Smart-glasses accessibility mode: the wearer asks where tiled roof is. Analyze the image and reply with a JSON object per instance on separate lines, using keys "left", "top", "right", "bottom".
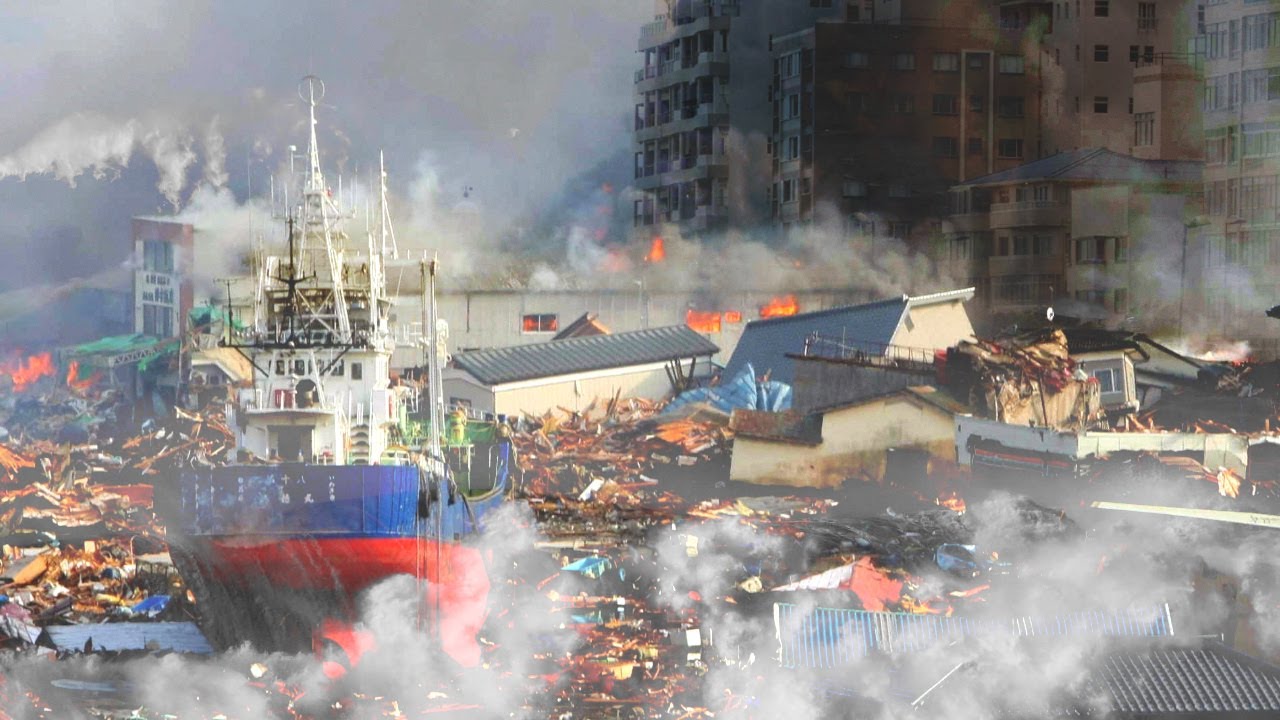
{"left": 730, "top": 409, "right": 823, "bottom": 446}
{"left": 723, "top": 289, "right": 973, "bottom": 386}
{"left": 958, "top": 148, "right": 1201, "bottom": 188}
{"left": 451, "top": 325, "right": 718, "bottom": 386}
{"left": 1086, "top": 644, "right": 1280, "bottom": 715}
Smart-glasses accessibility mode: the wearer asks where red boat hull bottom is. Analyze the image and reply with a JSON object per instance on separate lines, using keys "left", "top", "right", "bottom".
{"left": 191, "top": 536, "right": 490, "bottom": 667}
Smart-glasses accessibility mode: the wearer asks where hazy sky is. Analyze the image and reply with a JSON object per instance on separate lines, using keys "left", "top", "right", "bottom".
{"left": 0, "top": 1, "right": 651, "bottom": 289}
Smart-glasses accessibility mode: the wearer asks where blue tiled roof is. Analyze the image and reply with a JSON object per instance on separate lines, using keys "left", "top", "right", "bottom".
{"left": 723, "top": 298, "right": 908, "bottom": 386}
{"left": 724, "top": 288, "right": 974, "bottom": 386}
{"left": 774, "top": 603, "right": 1175, "bottom": 669}
{"left": 1088, "top": 644, "right": 1280, "bottom": 715}
{"left": 452, "top": 325, "right": 719, "bottom": 386}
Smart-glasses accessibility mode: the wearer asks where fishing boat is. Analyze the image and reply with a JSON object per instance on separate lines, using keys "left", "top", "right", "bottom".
{"left": 163, "top": 78, "right": 512, "bottom": 667}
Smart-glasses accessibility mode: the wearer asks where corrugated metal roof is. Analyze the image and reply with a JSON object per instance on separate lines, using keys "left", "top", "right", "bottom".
{"left": 1090, "top": 644, "right": 1280, "bottom": 715}
{"left": 452, "top": 325, "right": 718, "bottom": 386}
{"left": 40, "top": 621, "right": 214, "bottom": 654}
{"left": 774, "top": 603, "right": 1174, "bottom": 669}
{"left": 723, "top": 290, "right": 973, "bottom": 386}
{"left": 958, "top": 147, "right": 1202, "bottom": 188}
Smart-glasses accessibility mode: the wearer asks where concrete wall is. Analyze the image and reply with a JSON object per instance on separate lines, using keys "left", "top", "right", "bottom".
{"left": 730, "top": 394, "right": 955, "bottom": 487}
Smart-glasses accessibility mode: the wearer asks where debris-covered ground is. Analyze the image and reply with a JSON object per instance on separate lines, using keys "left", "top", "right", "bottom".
{"left": 1, "top": 371, "right": 1279, "bottom": 719}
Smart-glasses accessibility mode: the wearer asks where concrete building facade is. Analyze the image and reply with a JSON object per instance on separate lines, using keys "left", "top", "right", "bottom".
{"left": 768, "top": 3, "right": 1043, "bottom": 241}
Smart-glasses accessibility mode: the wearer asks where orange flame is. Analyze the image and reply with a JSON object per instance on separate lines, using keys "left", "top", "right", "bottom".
{"left": 936, "top": 491, "right": 967, "bottom": 515}
{"left": 645, "top": 236, "right": 666, "bottom": 263}
{"left": 900, "top": 595, "right": 951, "bottom": 615}
{"left": 759, "top": 295, "right": 799, "bottom": 318}
{"left": 685, "top": 309, "right": 721, "bottom": 333}
{"left": 1, "top": 352, "right": 56, "bottom": 392}
{"left": 66, "top": 360, "right": 102, "bottom": 392}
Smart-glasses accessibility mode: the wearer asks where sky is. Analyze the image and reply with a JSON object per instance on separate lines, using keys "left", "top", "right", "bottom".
{"left": 0, "top": 1, "right": 652, "bottom": 291}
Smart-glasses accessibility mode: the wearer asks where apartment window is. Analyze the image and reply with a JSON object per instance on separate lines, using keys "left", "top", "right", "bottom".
{"left": 782, "top": 93, "right": 800, "bottom": 119}
{"left": 780, "top": 52, "right": 801, "bottom": 78}
{"left": 932, "top": 94, "right": 959, "bottom": 115}
{"left": 1115, "top": 236, "right": 1128, "bottom": 262}
{"left": 1094, "top": 0, "right": 1109, "bottom": 17}
{"left": 1013, "top": 235, "right": 1030, "bottom": 255}
{"left": 968, "top": 137, "right": 984, "bottom": 155}
{"left": 933, "top": 136, "right": 959, "bottom": 157}
{"left": 998, "top": 96, "right": 1025, "bottom": 118}
{"left": 933, "top": 53, "right": 960, "bottom": 72}
{"left": 997, "top": 138, "right": 1024, "bottom": 158}
{"left": 893, "top": 94, "right": 915, "bottom": 114}
{"left": 522, "top": 313, "right": 559, "bottom": 333}
{"left": 1243, "top": 12, "right": 1280, "bottom": 51}
{"left": 1035, "top": 234, "right": 1053, "bottom": 255}
{"left": 1129, "top": 45, "right": 1140, "bottom": 62}
{"left": 142, "top": 240, "right": 175, "bottom": 273}
{"left": 350, "top": 362, "right": 363, "bottom": 381}
{"left": 1134, "top": 112, "right": 1155, "bottom": 146}
{"left": 142, "top": 304, "right": 172, "bottom": 338}
{"left": 998, "top": 55, "right": 1025, "bottom": 74}
{"left": 843, "top": 51, "right": 870, "bottom": 68}
{"left": 786, "top": 135, "right": 800, "bottom": 159}
{"left": 1094, "top": 96, "right": 1109, "bottom": 113}
{"left": 1144, "top": 45, "right": 1154, "bottom": 62}
{"left": 1033, "top": 185, "right": 1050, "bottom": 202}
{"left": 1138, "top": 2, "right": 1156, "bottom": 30}
{"left": 1094, "top": 44, "right": 1110, "bottom": 62}
{"left": 1092, "top": 368, "right": 1118, "bottom": 393}
{"left": 970, "top": 95, "right": 985, "bottom": 113}
{"left": 842, "top": 180, "right": 867, "bottom": 197}
{"left": 891, "top": 52, "right": 916, "bottom": 70}
{"left": 1076, "top": 237, "right": 1106, "bottom": 263}
{"left": 781, "top": 178, "right": 796, "bottom": 202}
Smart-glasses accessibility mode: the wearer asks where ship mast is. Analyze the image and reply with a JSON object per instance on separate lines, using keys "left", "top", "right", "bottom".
{"left": 298, "top": 76, "right": 353, "bottom": 344}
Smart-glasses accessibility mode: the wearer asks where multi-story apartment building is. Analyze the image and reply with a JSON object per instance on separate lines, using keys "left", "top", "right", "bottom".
{"left": 631, "top": 0, "right": 843, "bottom": 239}
{"left": 767, "top": 0, "right": 1041, "bottom": 242}
{"left": 946, "top": 148, "right": 1200, "bottom": 323}
{"left": 1196, "top": 0, "right": 1280, "bottom": 353}
{"left": 1038, "top": 0, "right": 1198, "bottom": 154}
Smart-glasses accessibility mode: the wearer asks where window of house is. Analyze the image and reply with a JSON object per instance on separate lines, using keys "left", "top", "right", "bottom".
{"left": 1035, "top": 235, "right": 1053, "bottom": 255}
{"left": 1115, "top": 236, "right": 1128, "bottom": 262}
{"left": 142, "top": 304, "right": 172, "bottom": 338}
{"left": 932, "top": 94, "right": 959, "bottom": 115}
{"left": 998, "top": 96, "right": 1025, "bottom": 118}
{"left": 521, "top": 314, "right": 559, "bottom": 333}
{"left": 1076, "top": 237, "right": 1106, "bottom": 263}
{"left": 970, "top": 94, "right": 984, "bottom": 113}
{"left": 350, "top": 362, "right": 364, "bottom": 381}
{"left": 1094, "top": 44, "right": 1109, "bottom": 61}
{"left": 842, "top": 180, "right": 867, "bottom": 197}
{"left": 787, "top": 135, "right": 800, "bottom": 159}
{"left": 933, "top": 53, "right": 960, "bottom": 72}
{"left": 1094, "top": 96, "right": 1109, "bottom": 113}
{"left": 1138, "top": 2, "right": 1156, "bottom": 30}
{"left": 998, "top": 55, "right": 1025, "bottom": 74}
{"left": 782, "top": 178, "right": 796, "bottom": 202}
{"left": 933, "top": 136, "right": 958, "bottom": 157}
{"left": 1130, "top": 44, "right": 1140, "bottom": 62}
{"left": 893, "top": 94, "right": 915, "bottom": 114}
{"left": 1095, "top": 0, "right": 1109, "bottom": 17}
{"left": 997, "top": 138, "right": 1024, "bottom": 158}
{"left": 843, "top": 51, "right": 869, "bottom": 68}
{"left": 1033, "top": 185, "right": 1050, "bottom": 201}
{"left": 143, "top": 240, "right": 175, "bottom": 274}
{"left": 892, "top": 52, "right": 916, "bottom": 70}
{"left": 1092, "top": 368, "right": 1118, "bottom": 393}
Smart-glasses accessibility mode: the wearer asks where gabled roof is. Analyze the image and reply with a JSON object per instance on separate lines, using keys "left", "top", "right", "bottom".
{"left": 957, "top": 147, "right": 1201, "bottom": 189}
{"left": 1083, "top": 642, "right": 1280, "bottom": 715}
{"left": 724, "top": 289, "right": 973, "bottom": 386}
{"left": 452, "top": 325, "right": 718, "bottom": 386}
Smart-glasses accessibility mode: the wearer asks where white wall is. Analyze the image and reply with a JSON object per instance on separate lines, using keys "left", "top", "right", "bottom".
{"left": 443, "top": 361, "right": 687, "bottom": 418}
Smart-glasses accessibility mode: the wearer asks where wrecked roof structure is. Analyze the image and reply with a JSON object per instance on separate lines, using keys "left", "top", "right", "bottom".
{"left": 724, "top": 288, "right": 975, "bottom": 386}
{"left": 451, "top": 325, "right": 718, "bottom": 386}
{"left": 552, "top": 312, "right": 611, "bottom": 340}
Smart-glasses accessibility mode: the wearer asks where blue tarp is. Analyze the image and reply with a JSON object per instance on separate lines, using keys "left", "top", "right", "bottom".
{"left": 562, "top": 556, "right": 614, "bottom": 579}
{"left": 665, "top": 363, "right": 792, "bottom": 415}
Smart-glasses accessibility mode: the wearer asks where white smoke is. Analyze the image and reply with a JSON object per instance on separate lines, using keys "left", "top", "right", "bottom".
{"left": 0, "top": 112, "right": 204, "bottom": 208}
{"left": 202, "top": 116, "right": 229, "bottom": 189}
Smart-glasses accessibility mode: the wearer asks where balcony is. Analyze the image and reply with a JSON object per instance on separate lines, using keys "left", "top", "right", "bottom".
{"left": 638, "top": 2, "right": 737, "bottom": 50}
{"left": 950, "top": 213, "right": 991, "bottom": 232}
{"left": 988, "top": 254, "right": 1064, "bottom": 277}
{"left": 989, "top": 200, "right": 1068, "bottom": 229}
{"left": 636, "top": 52, "right": 729, "bottom": 90}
